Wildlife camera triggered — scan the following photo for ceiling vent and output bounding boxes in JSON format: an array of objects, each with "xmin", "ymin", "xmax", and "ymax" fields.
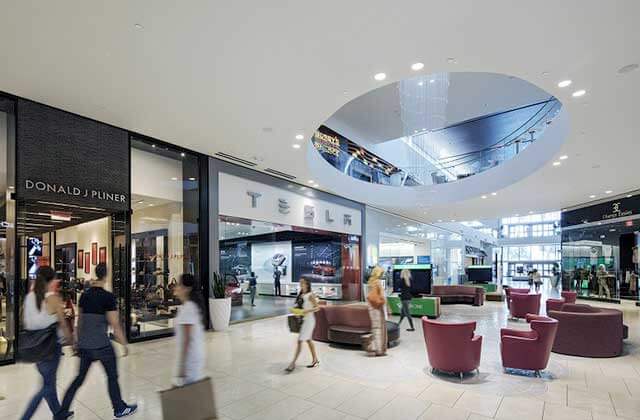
[
  {"xmin": 214, "ymin": 152, "xmax": 257, "ymax": 167},
  {"xmin": 264, "ymin": 168, "xmax": 296, "ymax": 180}
]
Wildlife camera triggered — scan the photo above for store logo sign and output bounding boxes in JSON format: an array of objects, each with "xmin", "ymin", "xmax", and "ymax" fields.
[
  {"xmin": 344, "ymin": 214, "xmax": 352, "ymax": 226},
  {"xmin": 246, "ymin": 191, "xmax": 261, "ymax": 208},
  {"xmin": 603, "ymin": 201, "xmax": 632, "ymax": 220},
  {"xmin": 278, "ymin": 199, "xmax": 290, "ymax": 214},
  {"xmin": 24, "ymin": 179, "xmax": 126, "ymax": 203},
  {"xmin": 304, "ymin": 205, "xmax": 315, "ymax": 220},
  {"xmin": 325, "ymin": 210, "xmax": 334, "ymax": 223}
]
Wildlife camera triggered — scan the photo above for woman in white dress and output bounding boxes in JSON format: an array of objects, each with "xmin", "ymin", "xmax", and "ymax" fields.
[
  {"xmin": 286, "ymin": 278, "xmax": 319, "ymax": 372},
  {"xmin": 173, "ymin": 273, "xmax": 206, "ymax": 386}
]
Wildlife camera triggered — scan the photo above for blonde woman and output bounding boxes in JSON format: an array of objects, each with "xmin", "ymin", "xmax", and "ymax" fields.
[
  {"xmin": 398, "ymin": 269, "xmax": 415, "ymax": 331},
  {"xmin": 366, "ymin": 266, "xmax": 387, "ymax": 356}
]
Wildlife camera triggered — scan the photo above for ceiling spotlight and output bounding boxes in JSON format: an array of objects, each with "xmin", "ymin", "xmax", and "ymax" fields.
[
  {"xmin": 189, "ymin": 177, "xmax": 196, "ymax": 181},
  {"xmin": 308, "ymin": 180, "xmax": 314, "ymax": 184},
  {"xmin": 627, "ymin": 194, "xmax": 633, "ymax": 198},
  {"xmin": 529, "ymin": 211, "xmax": 534, "ymax": 214},
  {"xmin": 600, "ymin": 235, "xmax": 606, "ymax": 239},
  {"xmin": 137, "ymin": 200, "xmax": 144, "ymax": 204},
  {"xmin": 171, "ymin": 177, "xmax": 178, "ymax": 181},
  {"xmin": 481, "ymin": 195, "xmax": 487, "ymax": 199},
  {"xmin": 605, "ymin": 190, "xmax": 613, "ymax": 194},
  {"xmin": 292, "ymin": 144, "xmax": 301, "ymax": 149},
  {"xmin": 446, "ymin": 58, "xmax": 457, "ymax": 64},
  {"xmin": 572, "ymin": 89, "xmax": 587, "ymax": 97},
  {"xmin": 374, "ymin": 73, "xmax": 387, "ymax": 81},
  {"xmin": 180, "ymin": 152, "xmax": 186, "ymax": 157},
  {"xmin": 450, "ymin": 219, "xmax": 456, "ymax": 222},
  {"xmin": 618, "ymin": 63, "xmax": 639, "ymax": 74},
  {"xmin": 295, "ymin": 134, "xmax": 304, "ymax": 140},
  {"xmin": 418, "ymin": 81, "xmax": 424, "ymax": 86},
  {"xmin": 438, "ymin": 219, "xmax": 443, "ymax": 223},
  {"xmin": 552, "ymin": 161, "xmax": 561, "ymax": 166},
  {"xmin": 557, "ymin": 80, "xmax": 572, "ymax": 88},
  {"xmin": 151, "ymin": 144, "xmax": 156, "ymax": 148},
  {"xmin": 429, "ymin": 79, "xmax": 435, "ymax": 84},
  {"xmin": 589, "ymin": 195, "xmax": 596, "ymax": 199},
  {"xmin": 559, "ymin": 155, "xmax": 568, "ymax": 160},
  {"xmin": 491, "ymin": 192, "xmax": 497, "ymax": 196},
  {"xmin": 134, "ymin": 23, "xmax": 144, "ymax": 30},
  {"xmin": 411, "ymin": 62, "xmax": 424, "ymax": 71}
]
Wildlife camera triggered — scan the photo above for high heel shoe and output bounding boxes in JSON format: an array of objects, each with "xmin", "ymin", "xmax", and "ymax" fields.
[
  {"xmin": 285, "ymin": 365, "xmax": 295, "ymax": 373},
  {"xmin": 306, "ymin": 360, "xmax": 320, "ymax": 368}
]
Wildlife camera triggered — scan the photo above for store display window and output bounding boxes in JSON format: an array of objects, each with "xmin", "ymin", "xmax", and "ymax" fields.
[
  {"xmin": 218, "ymin": 216, "xmax": 361, "ymax": 323},
  {"xmin": 130, "ymin": 138, "xmax": 201, "ymax": 338}
]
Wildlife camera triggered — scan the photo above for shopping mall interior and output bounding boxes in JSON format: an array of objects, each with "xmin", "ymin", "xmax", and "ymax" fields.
[{"xmin": 1, "ymin": 1, "xmax": 640, "ymax": 419}]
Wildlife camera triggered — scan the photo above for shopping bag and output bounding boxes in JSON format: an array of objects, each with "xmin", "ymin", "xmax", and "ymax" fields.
[
  {"xmin": 159, "ymin": 377, "xmax": 217, "ymax": 420},
  {"xmin": 287, "ymin": 314, "xmax": 303, "ymax": 333}
]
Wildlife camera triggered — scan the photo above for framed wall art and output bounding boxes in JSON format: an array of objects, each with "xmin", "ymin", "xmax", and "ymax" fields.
[
  {"xmin": 84, "ymin": 252, "xmax": 91, "ymax": 274},
  {"xmin": 99, "ymin": 247, "xmax": 107, "ymax": 264},
  {"xmin": 91, "ymin": 242, "xmax": 98, "ymax": 265},
  {"xmin": 78, "ymin": 250, "xmax": 83, "ymax": 269}
]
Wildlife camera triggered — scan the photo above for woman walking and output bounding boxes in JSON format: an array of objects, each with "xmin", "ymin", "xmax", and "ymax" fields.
[
  {"xmin": 21, "ymin": 266, "xmax": 74, "ymax": 420},
  {"xmin": 532, "ymin": 269, "xmax": 543, "ymax": 293},
  {"xmin": 286, "ymin": 278, "xmax": 319, "ymax": 372},
  {"xmin": 398, "ymin": 269, "xmax": 415, "ymax": 331},
  {"xmin": 366, "ymin": 266, "xmax": 387, "ymax": 357},
  {"xmin": 173, "ymin": 274, "xmax": 206, "ymax": 385}
]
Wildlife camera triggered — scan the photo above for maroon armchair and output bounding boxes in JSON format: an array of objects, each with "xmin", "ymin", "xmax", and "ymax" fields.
[
  {"xmin": 422, "ymin": 318, "xmax": 482, "ymax": 379},
  {"xmin": 505, "ymin": 288, "xmax": 530, "ymax": 309},
  {"xmin": 548, "ymin": 303, "xmax": 624, "ymax": 357},
  {"xmin": 500, "ymin": 314, "xmax": 558, "ymax": 374},
  {"xmin": 509, "ymin": 293, "xmax": 540, "ymax": 319},
  {"xmin": 546, "ymin": 291, "xmax": 578, "ymax": 313}
]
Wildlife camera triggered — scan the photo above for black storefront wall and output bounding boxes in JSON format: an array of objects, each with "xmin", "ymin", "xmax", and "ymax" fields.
[
  {"xmin": 16, "ymin": 99, "xmax": 129, "ymax": 211},
  {"xmin": 562, "ymin": 194, "xmax": 640, "ymax": 228}
]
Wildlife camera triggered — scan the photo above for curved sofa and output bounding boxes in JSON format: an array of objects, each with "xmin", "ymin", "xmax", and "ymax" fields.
[
  {"xmin": 548, "ymin": 303, "xmax": 624, "ymax": 357},
  {"xmin": 422, "ymin": 318, "xmax": 482, "ymax": 377},
  {"xmin": 312, "ymin": 304, "xmax": 399, "ymax": 346},
  {"xmin": 431, "ymin": 285, "xmax": 484, "ymax": 306}
]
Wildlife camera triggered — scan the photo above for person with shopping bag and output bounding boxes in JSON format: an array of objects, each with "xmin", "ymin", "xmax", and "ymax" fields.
[
  {"xmin": 365, "ymin": 266, "xmax": 387, "ymax": 357},
  {"xmin": 285, "ymin": 278, "xmax": 319, "ymax": 372}
]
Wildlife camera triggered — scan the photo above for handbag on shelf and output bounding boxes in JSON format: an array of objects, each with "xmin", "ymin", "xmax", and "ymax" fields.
[
  {"xmin": 17, "ymin": 323, "xmax": 58, "ymax": 363},
  {"xmin": 159, "ymin": 377, "xmax": 217, "ymax": 420},
  {"xmin": 287, "ymin": 314, "xmax": 303, "ymax": 333}
]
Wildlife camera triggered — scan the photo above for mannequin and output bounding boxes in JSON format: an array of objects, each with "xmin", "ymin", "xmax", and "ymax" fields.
[{"xmin": 596, "ymin": 264, "xmax": 611, "ymax": 299}]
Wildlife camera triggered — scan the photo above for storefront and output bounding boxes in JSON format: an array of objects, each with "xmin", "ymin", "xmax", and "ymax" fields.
[
  {"xmin": 209, "ymin": 159, "xmax": 364, "ymax": 322},
  {"xmin": 561, "ymin": 194, "xmax": 640, "ymax": 302},
  {"xmin": 0, "ymin": 94, "xmax": 208, "ymax": 365}
]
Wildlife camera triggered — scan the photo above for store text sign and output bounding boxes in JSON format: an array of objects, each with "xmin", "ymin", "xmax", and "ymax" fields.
[{"xmin": 24, "ymin": 179, "xmax": 127, "ymax": 203}]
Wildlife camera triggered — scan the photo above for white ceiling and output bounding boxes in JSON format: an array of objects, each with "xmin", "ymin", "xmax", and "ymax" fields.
[
  {"xmin": 325, "ymin": 72, "xmax": 552, "ymax": 145},
  {"xmin": 1, "ymin": 1, "xmax": 639, "ymax": 223}
]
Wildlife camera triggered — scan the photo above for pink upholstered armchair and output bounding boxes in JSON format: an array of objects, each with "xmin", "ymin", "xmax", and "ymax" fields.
[
  {"xmin": 500, "ymin": 314, "xmax": 558, "ymax": 374},
  {"xmin": 546, "ymin": 291, "xmax": 578, "ymax": 313},
  {"xmin": 509, "ymin": 293, "xmax": 541, "ymax": 319},
  {"xmin": 422, "ymin": 318, "xmax": 482, "ymax": 379},
  {"xmin": 505, "ymin": 288, "xmax": 530, "ymax": 309}
]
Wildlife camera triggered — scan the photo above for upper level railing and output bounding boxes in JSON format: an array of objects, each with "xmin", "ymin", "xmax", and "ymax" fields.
[{"xmin": 313, "ymin": 98, "xmax": 562, "ymax": 187}]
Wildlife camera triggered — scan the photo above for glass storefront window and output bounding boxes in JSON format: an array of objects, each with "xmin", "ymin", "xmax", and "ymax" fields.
[{"xmin": 130, "ymin": 138, "xmax": 200, "ymax": 338}]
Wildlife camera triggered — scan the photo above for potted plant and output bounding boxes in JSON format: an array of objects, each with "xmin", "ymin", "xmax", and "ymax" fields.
[{"xmin": 209, "ymin": 272, "xmax": 231, "ymax": 331}]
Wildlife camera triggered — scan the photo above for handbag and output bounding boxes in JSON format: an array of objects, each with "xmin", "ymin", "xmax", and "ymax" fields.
[
  {"xmin": 17, "ymin": 323, "xmax": 58, "ymax": 363},
  {"xmin": 159, "ymin": 377, "xmax": 217, "ymax": 420},
  {"xmin": 287, "ymin": 314, "xmax": 303, "ymax": 333},
  {"xmin": 367, "ymin": 288, "xmax": 385, "ymax": 309}
]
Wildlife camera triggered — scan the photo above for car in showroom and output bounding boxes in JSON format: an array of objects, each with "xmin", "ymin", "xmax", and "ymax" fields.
[{"xmin": 312, "ymin": 263, "xmax": 336, "ymax": 277}]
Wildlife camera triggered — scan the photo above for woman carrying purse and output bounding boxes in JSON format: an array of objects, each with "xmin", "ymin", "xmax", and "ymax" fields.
[{"xmin": 365, "ymin": 266, "xmax": 387, "ymax": 357}]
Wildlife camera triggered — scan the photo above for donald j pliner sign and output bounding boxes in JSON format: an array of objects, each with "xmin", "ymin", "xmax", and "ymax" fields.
[{"xmin": 24, "ymin": 179, "xmax": 127, "ymax": 204}]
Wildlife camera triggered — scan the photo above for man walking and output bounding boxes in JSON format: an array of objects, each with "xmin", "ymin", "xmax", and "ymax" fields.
[{"xmin": 57, "ymin": 263, "xmax": 137, "ymax": 419}]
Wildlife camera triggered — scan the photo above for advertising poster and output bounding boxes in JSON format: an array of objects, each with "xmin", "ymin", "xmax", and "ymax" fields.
[
  {"xmin": 251, "ymin": 241, "xmax": 292, "ymax": 285},
  {"xmin": 292, "ymin": 241, "xmax": 342, "ymax": 284},
  {"xmin": 220, "ymin": 242, "xmax": 251, "ymax": 281}
]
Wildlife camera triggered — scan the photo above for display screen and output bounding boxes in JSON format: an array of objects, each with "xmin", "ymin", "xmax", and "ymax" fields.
[
  {"xmin": 27, "ymin": 237, "xmax": 43, "ymax": 279},
  {"xmin": 467, "ymin": 266, "xmax": 492, "ymax": 283},
  {"xmin": 220, "ymin": 242, "xmax": 251, "ymax": 280},
  {"xmin": 292, "ymin": 241, "xmax": 342, "ymax": 284},
  {"xmin": 392, "ymin": 264, "xmax": 432, "ymax": 295}
]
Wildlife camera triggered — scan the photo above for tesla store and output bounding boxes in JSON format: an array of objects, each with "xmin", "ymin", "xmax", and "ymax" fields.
[{"xmin": 209, "ymin": 159, "xmax": 364, "ymax": 322}]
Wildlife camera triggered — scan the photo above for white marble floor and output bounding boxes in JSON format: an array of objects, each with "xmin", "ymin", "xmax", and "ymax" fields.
[{"xmin": 1, "ymin": 298, "xmax": 640, "ymax": 420}]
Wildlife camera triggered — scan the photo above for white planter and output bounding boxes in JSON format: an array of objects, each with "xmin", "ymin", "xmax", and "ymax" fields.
[{"xmin": 209, "ymin": 297, "xmax": 231, "ymax": 331}]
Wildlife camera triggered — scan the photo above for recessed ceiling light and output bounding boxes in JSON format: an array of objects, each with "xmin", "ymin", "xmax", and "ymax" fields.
[
  {"xmin": 557, "ymin": 80, "xmax": 572, "ymax": 88},
  {"xmin": 589, "ymin": 195, "xmax": 596, "ymax": 198},
  {"xmin": 429, "ymin": 79, "xmax": 435, "ymax": 84},
  {"xmin": 308, "ymin": 180, "xmax": 314, "ymax": 184},
  {"xmin": 134, "ymin": 23, "xmax": 144, "ymax": 30},
  {"xmin": 189, "ymin": 177, "xmax": 196, "ymax": 181},
  {"xmin": 541, "ymin": 71, "xmax": 550, "ymax": 76},
  {"xmin": 627, "ymin": 194, "xmax": 633, "ymax": 198},
  {"xmin": 481, "ymin": 195, "xmax": 487, "ymax": 199},
  {"xmin": 572, "ymin": 89, "xmax": 586, "ymax": 97},
  {"xmin": 438, "ymin": 219, "xmax": 443, "ymax": 223},
  {"xmin": 600, "ymin": 235, "xmax": 606, "ymax": 239},
  {"xmin": 295, "ymin": 134, "xmax": 304, "ymax": 140},
  {"xmin": 491, "ymin": 192, "xmax": 497, "ymax": 196},
  {"xmin": 418, "ymin": 81, "xmax": 424, "ymax": 86},
  {"xmin": 552, "ymin": 161, "xmax": 561, "ymax": 166},
  {"xmin": 151, "ymin": 144, "xmax": 156, "ymax": 148},
  {"xmin": 292, "ymin": 144, "xmax": 301, "ymax": 149},
  {"xmin": 411, "ymin": 62, "xmax": 424, "ymax": 71},
  {"xmin": 618, "ymin": 63, "xmax": 639, "ymax": 74},
  {"xmin": 529, "ymin": 211, "xmax": 534, "ymax": 214},
  {"xmin": 171, "ymin": 177, "xmax": 178, "ymax": 181},
  {"xmin": 450, "ymin": 219, "xmax": 456, "ymax": 222},
  {"xmin": 559, "ymin": 155, "xmax": 568, "ymax": 160},
  {"xmin": 148, "ymin": 203, "xmax": 154, "ymax": 207},
  {"xmin": 137, "ymin": 200, "xmax": 144, "ymax": 204},
  {"xmin": 374, "ymin": 73, "xmax": 386, "ymax": 81},
  {"xmin": 610, "ymin": 228, "xmax": 616, "ymax": 232},
  {"xmin": 446, "ymin": 58, "xmax": 457, "ymax": 64},
  {"xmin": 180, "ymin": 152, "xmax": 186, "ymax": 157},
  {"xmin": 605, "ymin": 190, "xmax": 613, "ymax": 194}
]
